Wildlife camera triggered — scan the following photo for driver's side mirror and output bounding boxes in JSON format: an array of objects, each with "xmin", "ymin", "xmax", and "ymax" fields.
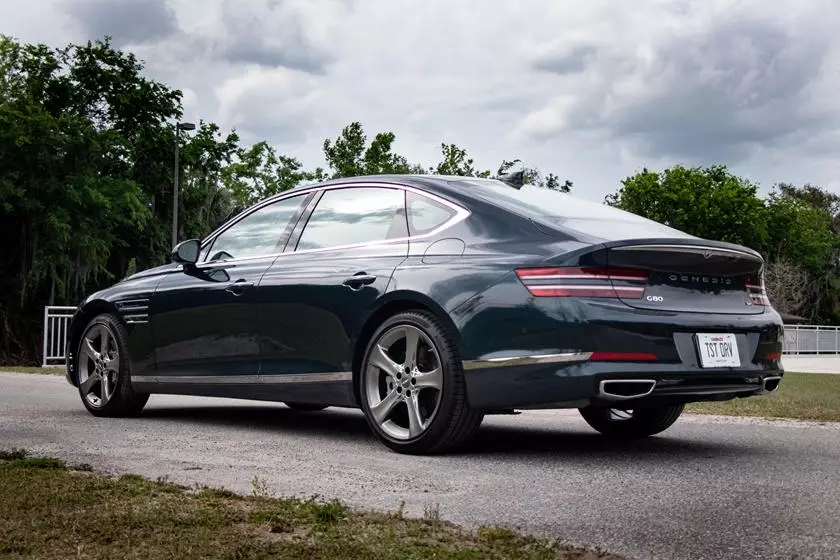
[{"xmin": 172, "ymin": 239, "xmax": 200, "ymax": 265}]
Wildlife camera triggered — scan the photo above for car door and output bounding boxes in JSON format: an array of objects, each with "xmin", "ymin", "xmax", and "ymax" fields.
[
  {"xmin": 152, "ymin": 193, "xmax": 311, "ymax": 382},
  {"xmin": 257, "ymin": 185, "xmax": 409, "ymax": 383}
]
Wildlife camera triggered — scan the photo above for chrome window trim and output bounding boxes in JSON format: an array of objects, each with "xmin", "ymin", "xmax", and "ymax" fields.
[
  {"xmin": 131, "ymin": 372, "xmax": 352, "ymax": 384},
  {"xmin": 199, "ymin": 191, "xmax": 313, "ymax": 265},
  {"xmin": 462, "ymin": 352, "xmax": 592, "ymax": 370},
  {"xmin": 193, "ymin": 181, "xmax": 470, "ymax": 267}
]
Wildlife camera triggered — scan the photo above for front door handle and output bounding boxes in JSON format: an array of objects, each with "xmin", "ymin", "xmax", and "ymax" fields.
[
  {"xmin": 225, "ymin": 279, "xmax": 255, "ymax": 295},
  {"xmin": 343, "ymin": 273, "xmax": 376, "ymax": 289}
]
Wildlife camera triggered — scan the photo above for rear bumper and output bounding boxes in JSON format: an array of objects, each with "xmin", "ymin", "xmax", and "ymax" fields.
[
  {"xmin": 452, "ymin": 272, "xmax": 784, "ymax": 409},
  {"xmin": 463, "ymin": 357, "xmax": 783, "ymax": 409}
]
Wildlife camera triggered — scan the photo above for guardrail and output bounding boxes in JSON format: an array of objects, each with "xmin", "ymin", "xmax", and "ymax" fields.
[
  {"xmin": 783, "ymin": 325, "xmax": 840, "ymax": 355},
  {"xmin": 42, "ymin": 306, "xmax": 76, "ymax": 367}
]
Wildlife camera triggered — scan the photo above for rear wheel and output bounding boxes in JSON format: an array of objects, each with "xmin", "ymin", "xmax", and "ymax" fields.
[
  {"xmin": 284, "ymin": 402, "xmax": 328, "ymax": 412},
  {"xmin": 578, "ymin": 404, "xmax": 684, "ymax": 438},
  {"xmin": 76, "ymin": 314, "xmax": 149, "ymax": 417},
  {"xmin": 359, "ymin": 311, "xmax": 483, "ymax": 454}
]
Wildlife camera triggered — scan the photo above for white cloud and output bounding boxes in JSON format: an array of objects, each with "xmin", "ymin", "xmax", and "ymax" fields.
[{"xmin": 2, "ymin": 0, "xmax": 839, "ymax": 201}]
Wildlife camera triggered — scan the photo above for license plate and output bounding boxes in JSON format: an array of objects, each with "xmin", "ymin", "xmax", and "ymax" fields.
[{"xmin": 696, "ymin": 333, "xmax": 740, "ymax": 368}]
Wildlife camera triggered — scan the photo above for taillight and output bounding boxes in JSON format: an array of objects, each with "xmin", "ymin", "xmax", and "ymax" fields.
[
  {"xmin": 515, "ymin": 267, "xmax": 649, "ymax": 298},
  {"xmin": 745, "ymin": 273, "xmax": 770, "ymax": 306}
]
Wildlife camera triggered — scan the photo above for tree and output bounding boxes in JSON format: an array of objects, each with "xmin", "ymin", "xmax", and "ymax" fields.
[
  {"xmin": 433, "ymin": 143, "xmax": 490, "ymax": 177},
  {"xmin": 764, "ymin": 257, "xmax": 811, "ymax": 318},
  {"xmin": 179, "ymin": 122, "xmax": 240, "ymax": 240},
  {"xmin": 606, "ymin": 165, "xmax": 767, "ymax": 249},
  {"xmin": 0, "ymin": 36, "xmax": 191, "ymax": 362},
  {"xmin": 764, "ymin": 185, "xmax": 840, "ymax": 322},
  {"xmin": 221, "ymin": 140, "xmax": 324, "ymax": 216},
  {"xmin": 322, "ymin": 122, "xmax": 422, "ymax": 178}
]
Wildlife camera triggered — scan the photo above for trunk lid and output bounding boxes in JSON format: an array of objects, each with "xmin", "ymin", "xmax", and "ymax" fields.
[{"xmin": 604, "ymin": 238, "xmax": 766, "ymax": 315}]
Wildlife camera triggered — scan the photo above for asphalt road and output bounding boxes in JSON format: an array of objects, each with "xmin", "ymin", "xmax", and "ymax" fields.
[{"xmin": 2, "ymin": 372, "xmax": 839, "ymax": 560}]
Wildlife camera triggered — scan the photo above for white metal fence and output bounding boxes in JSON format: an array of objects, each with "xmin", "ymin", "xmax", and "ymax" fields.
[
  {"xmin": 42, "ymin": 306, "xmax": 76, "ymax": 367},
  {"xmin": 783, "ymin": 325, "xmax": 840, "ymax": 355},
  {"xmin": 38, "ymin": 306, "xmax": 840, "ymax": 367}
]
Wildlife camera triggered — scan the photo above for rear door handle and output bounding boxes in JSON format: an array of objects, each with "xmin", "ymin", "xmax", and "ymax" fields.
[
  {"xmin": 343, "ymin": 273, "xmax": 376, "ymax": 289},
  {"xmin": 225, "ymin": 279, "xmax": 255, "ymax": 294}
]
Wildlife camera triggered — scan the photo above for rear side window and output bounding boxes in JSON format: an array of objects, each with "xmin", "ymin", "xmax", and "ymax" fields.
[
  {"xmin": 407, "ymin": 192, "xmax": 456, "ymax": 236},
  {"xmin": 205, "ymin": 195, "xmax": 306, "ymax": 261},
  {"xmin": 453, "ymin": 178, "xmax": 692, "ymax": 241},
  {"xmin": 296, "ymin": 187, "xmax": 407, "ymax": 251}
]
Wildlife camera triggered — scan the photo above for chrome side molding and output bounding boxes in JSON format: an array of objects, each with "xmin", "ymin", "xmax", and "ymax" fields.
[
  {"xmin": 462, "ymin": 352, "xmax": 592, "ymax": 371},
  {"xmin": 131, "ymin": 372, "xmax": 353, "ymax": 384}
]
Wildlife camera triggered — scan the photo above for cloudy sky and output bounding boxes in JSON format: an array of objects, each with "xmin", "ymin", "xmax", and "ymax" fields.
[{"xmin": 2, "ymin": 0, "xmax": 839, "ymax": 201}]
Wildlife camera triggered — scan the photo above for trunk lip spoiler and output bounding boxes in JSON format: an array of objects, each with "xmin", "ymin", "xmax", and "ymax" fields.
[
  {"xmin": 611, "ymin": 243, "xmax": 762, "ymax": 263},
  {"xmin": 598, "ymin": 238, "xmax": 763, "ymax": 263}
]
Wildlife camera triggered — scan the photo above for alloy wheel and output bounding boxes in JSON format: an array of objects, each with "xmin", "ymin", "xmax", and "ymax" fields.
[
  {"xmin": 363, "ymin": 324, "xmax": 444, "ymax": 440},
  {"xmin": 78, "ymin": 323, "xmax": 120, "ymax": 408},
  {"xmin": 609, "ymin": 408, "xmax": 634, "ymax": 421}
]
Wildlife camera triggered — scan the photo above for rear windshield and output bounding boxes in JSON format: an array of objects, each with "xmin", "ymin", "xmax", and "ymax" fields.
[{"xmin": 451, "ymin": 179, "xmax": 694, "ymax": 241}]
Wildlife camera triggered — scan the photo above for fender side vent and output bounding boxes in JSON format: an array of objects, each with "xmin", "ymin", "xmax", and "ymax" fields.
[{"xmin": 115, "ymin": 298, "xmax": 150, "ymax": 324}]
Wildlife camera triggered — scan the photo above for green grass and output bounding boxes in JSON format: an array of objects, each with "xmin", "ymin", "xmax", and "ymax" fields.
[
  {"xmin": 687, "ymin": 371, "xmax": 840, "ymax": 422},
  {"xmin": 0, "ymin": 451, "xmax": 618, "ymax": 560},
  {"xmin": 0, "ymin": 365, "xmax": 62, "ymax": 375}
]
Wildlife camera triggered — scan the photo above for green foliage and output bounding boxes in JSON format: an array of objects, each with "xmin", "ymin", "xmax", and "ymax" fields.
[
  {"xmin": 434, "ymin": 143, "xmax": 491, "ymax": 177},
  {"xmin": 322, "ymin": 121, "xmax": 423, "ymax": 178},
  {"xmin": 607, "ymin": 165, "xmax": 767, "ymax": 249}
]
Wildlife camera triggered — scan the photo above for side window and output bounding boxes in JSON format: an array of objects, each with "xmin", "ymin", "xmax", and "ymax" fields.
[
  {"xmin": 296, "ymin": 187, "xmax": 407, "ymax": 251},
  {"xmin": 206, "ymin": 195, "xmax": 306, "ymax": 261},
  {"xmin": 406, "ymin": 192, "xmax": 457, "ymax": 236}
]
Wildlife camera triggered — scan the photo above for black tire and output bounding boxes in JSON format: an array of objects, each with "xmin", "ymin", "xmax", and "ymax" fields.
[
  {"xmin": 359, "ymin": 311, "xmax": 483, "ymax": 455},
  {"xmin": 578, "ymin": 404, "xmax": 684, "ymax": 439},
  {"xmin": 284, "ymin": 402, "xmax": 328, "ymax": 412},
  {"xmin": 76, "ymin": 313, "xmax": 149, "ymax": 417}
]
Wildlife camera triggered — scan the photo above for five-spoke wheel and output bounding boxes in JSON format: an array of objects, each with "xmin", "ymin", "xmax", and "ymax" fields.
[
  {"xmin": 364, "ymin": 324, "xmax": 444, "ymax": 440},
  {"xmin": 359, "ymin": 311, "xmax": 483, "ymax": 454},
  {"xmin": 78, "ymin": 323, "xmax": 120, "ymax": 408},
  {"xmin": 76, "ymin": 314, "xmax": 149, "ymax": 417}
]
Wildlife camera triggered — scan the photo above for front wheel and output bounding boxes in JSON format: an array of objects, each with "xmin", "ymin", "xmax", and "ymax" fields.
[
  {"xmin": 76, "ymin": 314, "xmax": 149, "ymax": 417},
  {"xmin": 359, "ymin": 311, "xmax": 483, "ymax": 455},
  {"xmin": 578, "ymin": 404, "xmax": 684, "ymax": 439}
]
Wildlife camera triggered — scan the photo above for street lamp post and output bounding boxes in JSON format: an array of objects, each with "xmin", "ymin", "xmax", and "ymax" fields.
[{"xmin": 172, "ymin": 121, "xmax": 196, "ymax": 248}]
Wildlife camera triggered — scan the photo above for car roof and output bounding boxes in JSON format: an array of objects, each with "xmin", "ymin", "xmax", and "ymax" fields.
[{"xmin": 286, "ymin": 174, "xmax": 499, "ymax": 204}]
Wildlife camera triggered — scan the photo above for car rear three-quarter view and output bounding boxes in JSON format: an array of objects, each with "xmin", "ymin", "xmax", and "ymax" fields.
[{"xmin": 64, "ymin": 174, "xmax": 784, "ymax": 454}]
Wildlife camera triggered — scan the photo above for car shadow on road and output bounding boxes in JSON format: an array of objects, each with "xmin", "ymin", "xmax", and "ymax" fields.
[
  {"xmin": 135, "ymin": 404, "xmax": 767, "ymax": 462},
  {"xmin": 462, "ymin": 423, "xmax": 754, "ymax": 459}
]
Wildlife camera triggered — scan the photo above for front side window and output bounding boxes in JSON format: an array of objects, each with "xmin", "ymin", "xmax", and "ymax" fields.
[
  {"xmin": 407, "ymin": 192, "xmax": 457, "ymax": 236},
  {"xmin": 296, "ymin": 187, "xmax": 407, "ymax": 251},
  {"xmin": 206, "ymin": 195, "xmax": 306, "ymax": 261}
]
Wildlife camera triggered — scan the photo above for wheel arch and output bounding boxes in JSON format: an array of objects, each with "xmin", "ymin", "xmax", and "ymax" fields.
[
  {"xmin": 350, "ymin": 291, "xmax": 463, "ymax": 406},
  {"xmin": 66, "ymin": 299, "xmax": 120, "ymax": 386}
]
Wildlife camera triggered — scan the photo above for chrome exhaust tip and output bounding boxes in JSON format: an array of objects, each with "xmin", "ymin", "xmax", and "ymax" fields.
[
  {"xmin": 762, "ymin": 376, "xmax": 782, "ymax": 393},
  {"xmin": 598, "ymin": 379, "xmax": 656, "ymax": 401}
]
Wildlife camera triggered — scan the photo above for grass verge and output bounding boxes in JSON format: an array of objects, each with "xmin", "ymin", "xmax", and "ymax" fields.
[
  {"xmin": 687, "ymin": 371, "xmax": 840, "ymax": 422},
  {"xmin": 0, "ymin": 365, "xmax": 62, "ymax": 375},
  {"xmin": 0, "ymin": 449, "xmax": 618, "ymax": 560}
]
